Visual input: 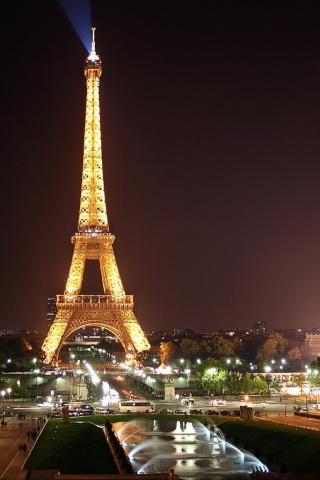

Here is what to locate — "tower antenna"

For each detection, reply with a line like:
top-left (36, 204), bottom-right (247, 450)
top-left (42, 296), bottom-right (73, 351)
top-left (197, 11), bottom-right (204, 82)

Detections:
top-left (91, 27), bottom-right (96, 55)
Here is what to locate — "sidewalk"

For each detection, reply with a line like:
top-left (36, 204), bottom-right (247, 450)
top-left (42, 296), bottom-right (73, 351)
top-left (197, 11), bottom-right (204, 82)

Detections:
top-left (0, 417), bottom-right (35, 480)
top-left (257, 414), bottom-right (320, 431)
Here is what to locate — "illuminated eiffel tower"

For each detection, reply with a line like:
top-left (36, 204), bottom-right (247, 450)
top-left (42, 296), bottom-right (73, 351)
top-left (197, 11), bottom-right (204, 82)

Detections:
top-left (42, 29), bottom-right (150, 364)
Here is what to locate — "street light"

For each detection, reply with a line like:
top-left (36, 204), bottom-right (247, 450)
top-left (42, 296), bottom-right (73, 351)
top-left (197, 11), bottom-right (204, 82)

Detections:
top-left (6, 388), bottom-right (11, 400)
top-left (1, 390), bottom-right (5, 425)
top-left (264, 366), bottom-right (272, 396)
top-left (34, 369), bottom-right (40, 400)
top-left (244, 395), bottom-right (249, 407)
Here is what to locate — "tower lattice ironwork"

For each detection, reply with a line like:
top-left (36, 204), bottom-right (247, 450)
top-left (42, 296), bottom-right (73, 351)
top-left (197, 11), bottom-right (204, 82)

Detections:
top-left (42, 29), bottom-right (150, 364)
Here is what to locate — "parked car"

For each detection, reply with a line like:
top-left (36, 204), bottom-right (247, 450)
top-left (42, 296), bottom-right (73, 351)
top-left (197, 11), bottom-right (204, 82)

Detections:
top-left (159, 408), bottom-right (173, 414)
top-left (69, 410), bottom-right (80, 417)
top-left (174, 409), bottom-right (186, 414)
top-left (204, 409), bottom-right (219, 415)
top-left (253, 410), bottom-right (262, 417)
top-left (51, 411), bottom-right (62, 418)
top-left (212, 399), bottom-right (226, 406)
top-left (189, 409), bottom-right (202, 415)
top-left (181, 398), bottom-right (195, 406)
top-left (95, 407), bottom-right (116, 414)
top-left (79, 404), bottom-right (95, 414)
top-left (220, 410), bottom-right (231, 416)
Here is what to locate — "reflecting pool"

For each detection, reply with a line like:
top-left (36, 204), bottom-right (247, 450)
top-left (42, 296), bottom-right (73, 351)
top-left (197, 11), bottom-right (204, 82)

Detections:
top-left (116, 419), bottom-right (267, 479)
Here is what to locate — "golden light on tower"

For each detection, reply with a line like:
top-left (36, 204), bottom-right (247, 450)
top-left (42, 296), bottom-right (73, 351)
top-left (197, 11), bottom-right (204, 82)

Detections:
top-left (42, 29), bottom-right (150, 364)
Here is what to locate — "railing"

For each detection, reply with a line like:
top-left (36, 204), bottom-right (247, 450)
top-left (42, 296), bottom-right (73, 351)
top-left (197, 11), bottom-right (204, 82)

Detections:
top-left (56, 294), bottom-right (133, 310)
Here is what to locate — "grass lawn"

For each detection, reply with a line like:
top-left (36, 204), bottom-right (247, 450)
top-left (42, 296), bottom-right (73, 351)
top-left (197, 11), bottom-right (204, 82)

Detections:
top-left (61, 413), bottom-right (224, 425)
top-left (217, 419), bottom-right (320, 475)
top-left (25, 421), bottom-right (118, 474)
top-left (32, 414), bottom-right (320, 475)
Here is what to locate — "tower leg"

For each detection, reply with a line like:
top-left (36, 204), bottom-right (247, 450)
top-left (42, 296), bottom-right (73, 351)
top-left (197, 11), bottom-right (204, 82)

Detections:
top-left (100, 251), bottom-right (125, 296)
top-left (42, 311), bottom-right (72, 364)
top-left (65, 245), bottom-right (86, 295)
top-left (123, 311), bottom-right (150, 352)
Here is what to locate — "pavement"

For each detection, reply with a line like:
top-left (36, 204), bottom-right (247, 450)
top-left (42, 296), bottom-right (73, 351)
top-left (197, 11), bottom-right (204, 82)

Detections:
top-left (0, 416), bottom-right (40, 480)
top-left (256, 413), bottom-right (320, 431)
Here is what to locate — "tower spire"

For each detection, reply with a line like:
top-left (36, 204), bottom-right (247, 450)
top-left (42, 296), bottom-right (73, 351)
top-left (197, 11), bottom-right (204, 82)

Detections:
top-left (91, 27), bottom-right (96, 55)
top-left (78, 27), bottom-right (108, 233)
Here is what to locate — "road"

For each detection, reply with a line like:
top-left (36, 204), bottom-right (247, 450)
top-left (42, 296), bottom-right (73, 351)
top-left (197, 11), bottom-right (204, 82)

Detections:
top-left (153, 397), bottom-right (296, 415)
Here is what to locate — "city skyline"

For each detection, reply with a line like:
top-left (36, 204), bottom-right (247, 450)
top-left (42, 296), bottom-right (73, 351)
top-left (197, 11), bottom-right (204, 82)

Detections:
top-left (3, 3), bottom-right (320, 333)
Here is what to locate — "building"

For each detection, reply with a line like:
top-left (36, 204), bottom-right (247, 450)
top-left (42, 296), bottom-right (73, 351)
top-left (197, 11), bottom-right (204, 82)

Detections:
top-left (46, 297), bottom-right (57, 330)
top-left (303, 333), bottom-right (320, 359)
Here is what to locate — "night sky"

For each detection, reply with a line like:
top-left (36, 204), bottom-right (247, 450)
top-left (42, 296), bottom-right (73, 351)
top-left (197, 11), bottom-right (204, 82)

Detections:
top-left (2, 2), bottom-right (320, 334)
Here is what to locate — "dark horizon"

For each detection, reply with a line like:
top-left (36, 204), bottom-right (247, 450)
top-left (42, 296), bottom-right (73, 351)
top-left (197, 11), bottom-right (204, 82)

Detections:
top-left (2, 2), bottom-right (320, 333)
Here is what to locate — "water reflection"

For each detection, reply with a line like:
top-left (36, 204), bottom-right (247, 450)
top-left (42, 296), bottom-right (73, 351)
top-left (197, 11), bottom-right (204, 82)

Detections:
top-left (116, 419), bottom-right (267, 479)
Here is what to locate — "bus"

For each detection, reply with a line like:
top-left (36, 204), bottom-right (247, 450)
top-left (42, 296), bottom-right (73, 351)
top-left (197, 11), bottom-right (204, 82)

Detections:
top-left (118, 400), bottom-right (155, 413)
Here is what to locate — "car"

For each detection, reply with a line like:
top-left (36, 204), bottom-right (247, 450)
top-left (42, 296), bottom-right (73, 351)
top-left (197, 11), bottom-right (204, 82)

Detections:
top-left (79, 404), bottom-right (95, 413)
top-left (50, 411), bottom-right (62, 418)
top-left (69, 410), bottom-right (80, 417)
top-left (252, 410), bottom-right (262, 417)
top-left (37, 402), bottom-right (52, 407)
top-left (159, 408), bottom-right (173, 414)
top-left (204, 409), bottom-right (219, 415)
top-left (220, 410), bottom-right (231, 416)
top-left (189, 409), bottom-right (202, 415)
top-left (95, 408), bottom-right (116, 414)
top-left (174, 409), bottom-right (186, 414)
top-left (181, 398), bottom-right (195, 406)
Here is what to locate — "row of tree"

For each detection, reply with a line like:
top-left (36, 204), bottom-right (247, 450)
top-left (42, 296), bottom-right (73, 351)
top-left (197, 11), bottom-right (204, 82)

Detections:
top-left (197, 360), bottom-right (269, 395)
top-left (159, 332), bottom-right (307, 365)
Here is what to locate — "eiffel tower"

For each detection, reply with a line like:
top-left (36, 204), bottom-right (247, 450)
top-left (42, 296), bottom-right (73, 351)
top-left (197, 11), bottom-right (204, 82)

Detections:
top-left (42, 29), bottom-right (150, 364)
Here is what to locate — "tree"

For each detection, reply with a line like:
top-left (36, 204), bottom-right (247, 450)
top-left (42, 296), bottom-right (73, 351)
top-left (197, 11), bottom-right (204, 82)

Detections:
top-left (287, 346), bottom-right (302, 361)
top-left (198, 360), bottom-right (228, 395)
top-left (0, 377), bottom-right (8, 389)
top-left (310, 371), bottom-right (320, 390)
top-left (310, 357), bottom-right (320, 370)
top-left (212, 337), bottom-right (234, 358)
top-left (159, 342), bottom-right (174, 365)
top-left (256, 333), bottom-right (288, 361)
top-left (256, 337), bottom-right (277, 360)
top-left (292, 373), bottom-right (305, 395)
top-left (180, 339), bottom-right (200, 358)
top-left (251, 376), bottom-right (268, 395)
top-left (226, 373), bottom-right (242, 395)
top-left (241, 373), bottom-right (253, 394)
top-left (200, 340), bottom-right (212, 355)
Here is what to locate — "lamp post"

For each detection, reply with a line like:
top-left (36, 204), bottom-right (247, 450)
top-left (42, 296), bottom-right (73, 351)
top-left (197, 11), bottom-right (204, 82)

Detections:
top-left (1, 390), bottom-right (5, 425)
top-left (34, 369), bottom-right (40, 400)
top-left (6, 388), bottom-right (11, 400)
top-left (244, 395), bottom-right (249, 407)
top-left (264, 366), bottom-right (272, 397)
